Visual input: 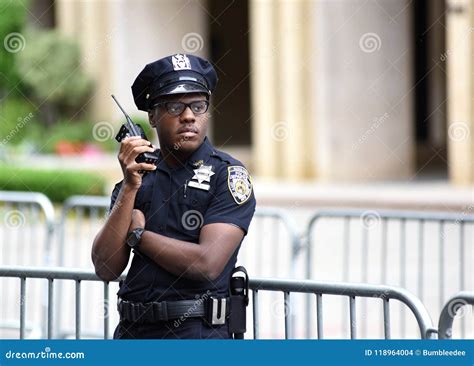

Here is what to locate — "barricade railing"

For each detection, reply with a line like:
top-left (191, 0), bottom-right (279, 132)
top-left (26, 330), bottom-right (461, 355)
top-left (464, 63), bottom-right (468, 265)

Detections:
top-left (0, 191), bottom-right (56, 339)
top-left (0, 265), bottom-right (125, 339)
top-left (0, 266), bottom-right (437, 340)
top-left (0, 191), bottom-right (55, 266)
top-left (2, 193), bottom-right (471, 339)
top-left (438, 292), bottom-right (474, 339)
top-left (249, 277), bottom-right (437, 339)
top-left (305, 208), bottom-right (474, 338)
top-left (58, 195), bottom-right (110, 268)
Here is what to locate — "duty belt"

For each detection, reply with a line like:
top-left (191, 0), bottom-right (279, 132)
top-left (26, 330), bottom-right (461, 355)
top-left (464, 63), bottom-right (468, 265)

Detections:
top-left (117, 297), bottom-right (230, 325)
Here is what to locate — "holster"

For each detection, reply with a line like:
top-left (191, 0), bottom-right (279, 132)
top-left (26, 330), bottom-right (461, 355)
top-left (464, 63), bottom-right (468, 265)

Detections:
top-left (228, 266), bottom-right (249, 339)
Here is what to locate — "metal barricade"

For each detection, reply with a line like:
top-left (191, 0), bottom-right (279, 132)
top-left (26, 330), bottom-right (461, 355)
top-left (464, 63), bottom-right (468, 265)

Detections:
top-left (438, 292), bottom-right (474, 339)
top-left (0, 265), bottom-right (124, 339)
top-left (240, 207), bottom-right (303, 278)
top-left (0, 191), bottom-right (56, 339)
top-left (249, 277), bottom-right (437, 339)
top-left (0, 191), bottom-right (55, 266)
top-left (0, 266), bottom-right (436, 340)
top-left (58, 195), bottom-right (110, 268)
top-left (56, 196), bottom-right (111, 338)
top-left (304, 208), bottom-right (474, 338)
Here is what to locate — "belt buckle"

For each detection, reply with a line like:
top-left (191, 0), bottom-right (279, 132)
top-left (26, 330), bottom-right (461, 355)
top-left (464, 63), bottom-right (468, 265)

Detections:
top-left (156, 301), bottom-right (168, 321)
top-left (207, 297), bottom-right (226, 325)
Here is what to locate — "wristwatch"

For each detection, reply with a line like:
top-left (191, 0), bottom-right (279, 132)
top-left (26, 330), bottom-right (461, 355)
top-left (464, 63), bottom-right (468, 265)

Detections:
top-left (126, 228), bottom-right (144, 249)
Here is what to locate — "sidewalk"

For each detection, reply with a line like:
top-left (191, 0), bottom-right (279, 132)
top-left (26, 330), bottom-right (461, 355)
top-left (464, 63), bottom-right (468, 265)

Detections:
top-left (253, 179), bottom-right (474, 211)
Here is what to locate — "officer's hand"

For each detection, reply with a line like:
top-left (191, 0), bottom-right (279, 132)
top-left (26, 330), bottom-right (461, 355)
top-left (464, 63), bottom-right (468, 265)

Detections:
top-left (118, 136), bottom-right (156, 189)
top-left (128, 209), bottom-right (146, 232)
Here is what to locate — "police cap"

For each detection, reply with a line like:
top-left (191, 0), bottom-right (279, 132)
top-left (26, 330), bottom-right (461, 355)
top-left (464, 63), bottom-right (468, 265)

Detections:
top-left (132, 54), bottom-right (218, 111)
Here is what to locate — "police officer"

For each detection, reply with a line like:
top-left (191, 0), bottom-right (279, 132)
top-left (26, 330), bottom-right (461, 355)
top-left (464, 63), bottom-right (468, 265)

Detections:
top-left (92, 54), bottom-right (256, 339)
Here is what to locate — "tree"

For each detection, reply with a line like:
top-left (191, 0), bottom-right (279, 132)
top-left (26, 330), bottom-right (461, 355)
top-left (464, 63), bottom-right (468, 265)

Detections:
top-left (16, 29), bottom-right (93, 124)
top-left (0, 0), bottom-right (28, 97)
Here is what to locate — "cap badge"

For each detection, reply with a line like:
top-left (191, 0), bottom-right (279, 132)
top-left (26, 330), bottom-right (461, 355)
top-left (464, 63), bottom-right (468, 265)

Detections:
top-left (172, 54), bottom-right (192, 71)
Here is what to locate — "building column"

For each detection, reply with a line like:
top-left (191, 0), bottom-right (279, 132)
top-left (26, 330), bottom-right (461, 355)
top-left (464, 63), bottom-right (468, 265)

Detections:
top-left (314, 0), bottom-right (415, 181)
top-left (56, 0), bottom-right (114, 121)
top-left (250, 0), bottom-right (315, 179)
top-left (446, 0), bottom-right (474, 184)
top-left (250, 0), bottom-right (415, 181)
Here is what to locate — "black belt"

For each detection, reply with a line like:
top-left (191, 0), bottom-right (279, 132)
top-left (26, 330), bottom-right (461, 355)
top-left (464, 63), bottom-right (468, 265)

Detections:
top-left (117, 297), bottom-right (229, 325)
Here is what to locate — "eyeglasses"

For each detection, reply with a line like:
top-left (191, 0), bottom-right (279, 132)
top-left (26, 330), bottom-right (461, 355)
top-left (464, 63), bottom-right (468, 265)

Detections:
top-left (152, 100), bottom-right (209, 116)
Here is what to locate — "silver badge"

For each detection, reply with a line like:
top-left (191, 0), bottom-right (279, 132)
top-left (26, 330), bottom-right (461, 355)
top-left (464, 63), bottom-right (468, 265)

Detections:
top-left (188, 165), bottom-right (214, 191)
top-left (172, 54), bottom-right (192, 71)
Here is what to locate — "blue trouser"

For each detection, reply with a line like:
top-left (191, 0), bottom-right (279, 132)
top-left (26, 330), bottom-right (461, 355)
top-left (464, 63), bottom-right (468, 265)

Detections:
top-left (113, 318), bottom-right (231, 339)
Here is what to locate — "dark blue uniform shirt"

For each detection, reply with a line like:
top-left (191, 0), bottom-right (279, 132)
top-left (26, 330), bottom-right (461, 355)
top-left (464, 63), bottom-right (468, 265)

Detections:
top-left (110, 137), bottom-right (256, 303)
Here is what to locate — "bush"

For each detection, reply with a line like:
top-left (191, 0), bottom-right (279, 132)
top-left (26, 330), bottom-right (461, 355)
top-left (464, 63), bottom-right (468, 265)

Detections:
top-left (16, 30), bottom-right (93, 108)
top-left (0, 164), bottom-right (106, 203)
top-left (40, 120), bottom-right (116, 154)
top-left (0, 97), bottom-right (40, 146)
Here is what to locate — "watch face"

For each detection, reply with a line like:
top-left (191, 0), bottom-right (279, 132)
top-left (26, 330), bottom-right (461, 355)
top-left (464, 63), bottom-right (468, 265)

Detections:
top-left (127, 228), bottom-right (143, 248)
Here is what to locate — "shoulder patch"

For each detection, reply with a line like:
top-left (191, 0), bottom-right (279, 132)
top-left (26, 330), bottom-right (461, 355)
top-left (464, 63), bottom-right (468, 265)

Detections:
top-left (227, 166), bottom-right (252, 205)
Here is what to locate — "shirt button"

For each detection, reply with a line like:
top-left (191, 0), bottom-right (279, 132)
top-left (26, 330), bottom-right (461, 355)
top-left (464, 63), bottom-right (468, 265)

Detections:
top-left (158, 225), bottom-right (164, 231)
top-left (191, 199), bottom-right (198, 206)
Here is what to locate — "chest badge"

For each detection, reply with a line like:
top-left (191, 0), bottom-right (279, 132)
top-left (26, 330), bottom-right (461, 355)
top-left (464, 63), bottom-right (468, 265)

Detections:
top-left (188, 164), bottom-right (214, 191)
top-left (228, 166), bottom-right (252, 205)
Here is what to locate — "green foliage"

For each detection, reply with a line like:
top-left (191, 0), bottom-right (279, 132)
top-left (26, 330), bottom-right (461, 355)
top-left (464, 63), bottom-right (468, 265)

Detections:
top-left (0, 97), bottom-right (40, 146)
top-left (0, 0), bottom-right (28, 94)
top-left (16, 29), bottom-right (93, 108)
top-left (0, 164), bottom-right (106, 203)
top-left (40, 120), bottom-right (115, 153)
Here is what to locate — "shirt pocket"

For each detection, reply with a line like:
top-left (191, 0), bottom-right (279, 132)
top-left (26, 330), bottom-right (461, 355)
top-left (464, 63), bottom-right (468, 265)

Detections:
top-left (177, 185), bottom-right (212, 234)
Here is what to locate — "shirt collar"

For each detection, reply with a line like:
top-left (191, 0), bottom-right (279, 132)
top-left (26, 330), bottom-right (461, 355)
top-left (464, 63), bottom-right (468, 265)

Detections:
top-left (185, 136), bottom-right (216, 168)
